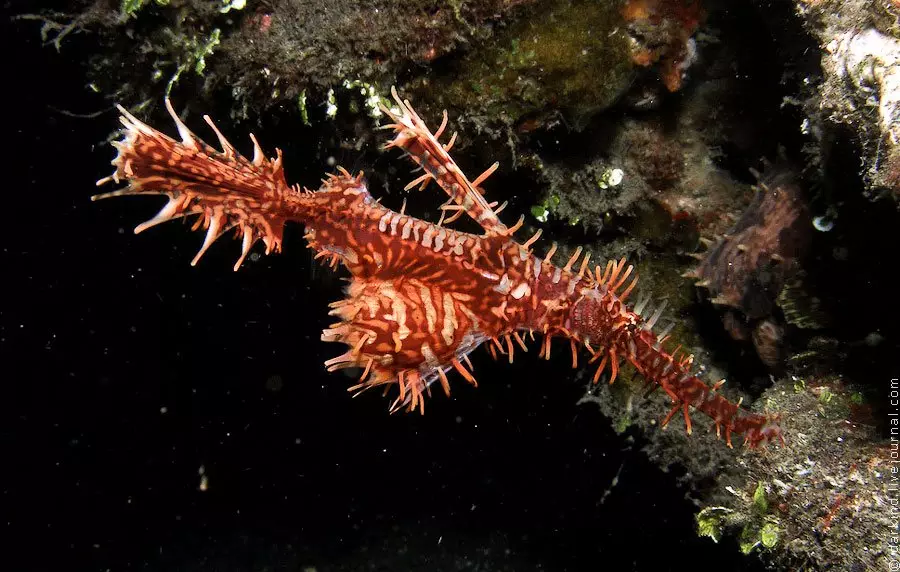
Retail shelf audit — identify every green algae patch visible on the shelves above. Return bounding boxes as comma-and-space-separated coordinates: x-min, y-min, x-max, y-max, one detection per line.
424, 0, 633, 129
696, 506, 735, 544
752, 481, 768, 514
759, 521, 780, 549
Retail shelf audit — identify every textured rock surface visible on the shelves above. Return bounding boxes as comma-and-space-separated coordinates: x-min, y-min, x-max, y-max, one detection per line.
791, 0, 900, 197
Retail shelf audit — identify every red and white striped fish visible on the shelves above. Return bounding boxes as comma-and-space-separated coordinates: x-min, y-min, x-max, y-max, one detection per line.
95, 88, 783, 449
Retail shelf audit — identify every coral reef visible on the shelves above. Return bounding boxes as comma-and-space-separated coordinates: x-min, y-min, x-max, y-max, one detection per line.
17, 0, 538, 121
579, 347, 891, 569
404, 0, 636, 146
822, 28, 900, 194
705, 375, 889, 568
17, 0, 701, 147
786, 0, 900, 198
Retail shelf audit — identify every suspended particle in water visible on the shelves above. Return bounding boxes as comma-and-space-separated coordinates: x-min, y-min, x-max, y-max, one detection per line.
812, 215, 834, 232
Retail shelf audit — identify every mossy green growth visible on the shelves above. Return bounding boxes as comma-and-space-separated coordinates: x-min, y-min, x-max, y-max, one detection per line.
165, 28, 221, 94
531, 205, 550, 223
740, 517, 781, 553
193, 28, 220, 75
325, 88, 337, 118
298, 90, 310, 126
739, 527, 760, 555
530, 194, 561, 223
431, 0, 633, 127
596, 167, 625, 190
120, 0, 145, 18
760, 521, 780, 549
752, 481, 768, 513
696, 506, 734, 544
120, 0, 169, 20
342, 79, 390, 119
699, 479, 784, 554
613, 412, 632, 435
219, 0, 246, 14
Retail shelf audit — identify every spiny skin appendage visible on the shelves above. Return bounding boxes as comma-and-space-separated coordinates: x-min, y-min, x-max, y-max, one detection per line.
94, 91, 783, 449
